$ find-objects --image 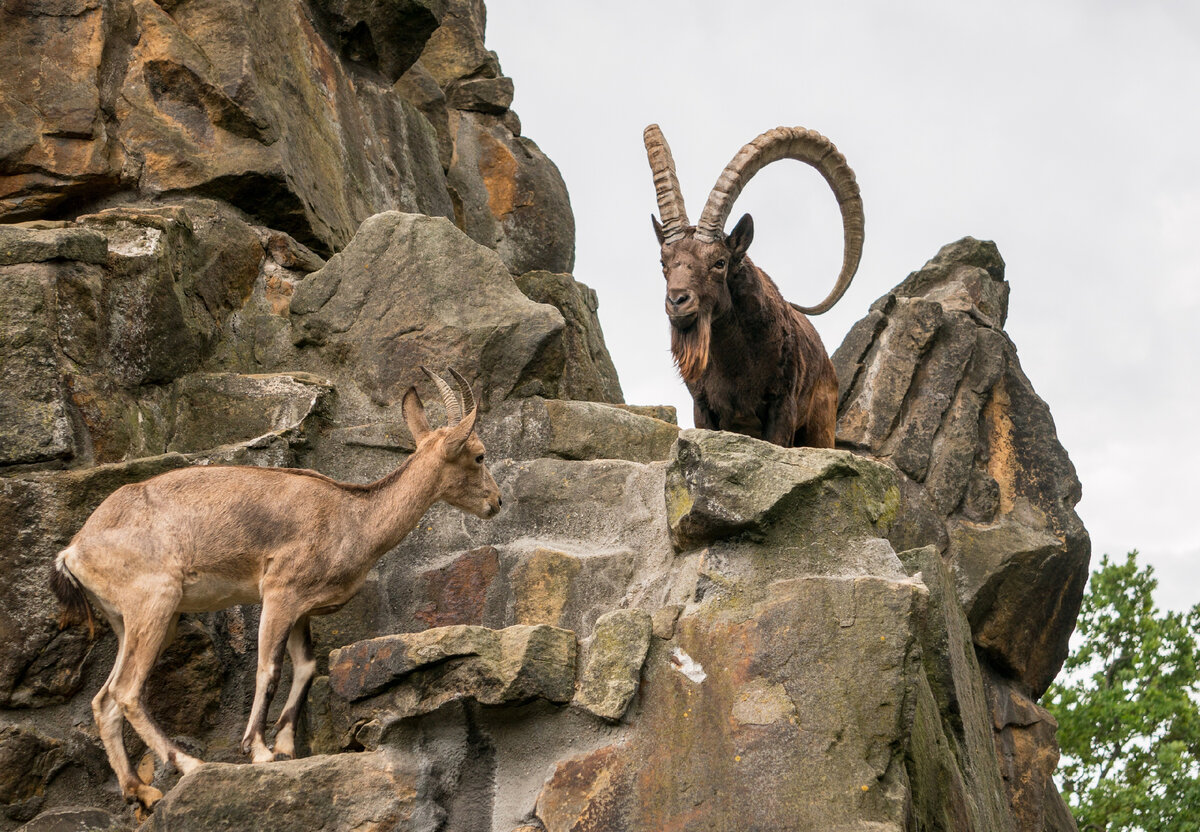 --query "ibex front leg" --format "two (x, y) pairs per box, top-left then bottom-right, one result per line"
(270, 616), (315, 760)
(241, 597), (297, 763)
